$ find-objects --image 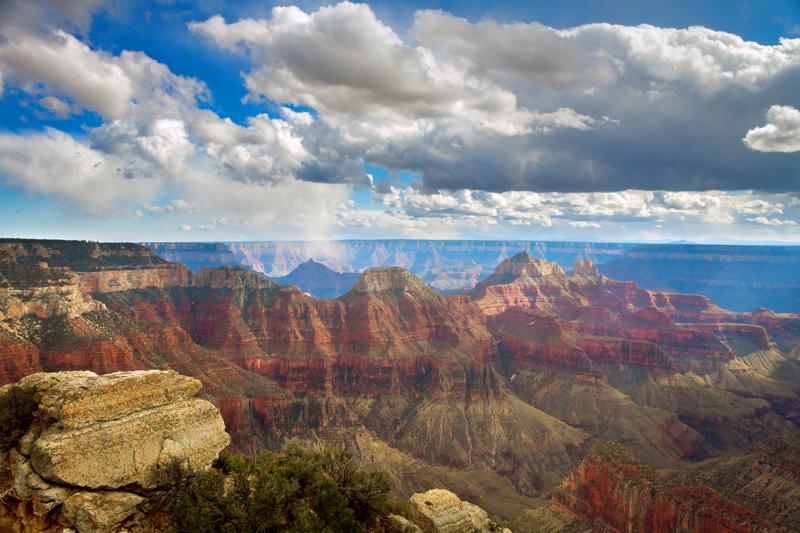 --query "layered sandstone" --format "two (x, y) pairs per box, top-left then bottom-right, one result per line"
(0, 285), (105, 321)
(77, 266), (191, 294)
(0, 369), (230, 533)
(549, 442), (787, 533)
(408, 489), (512, 533)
